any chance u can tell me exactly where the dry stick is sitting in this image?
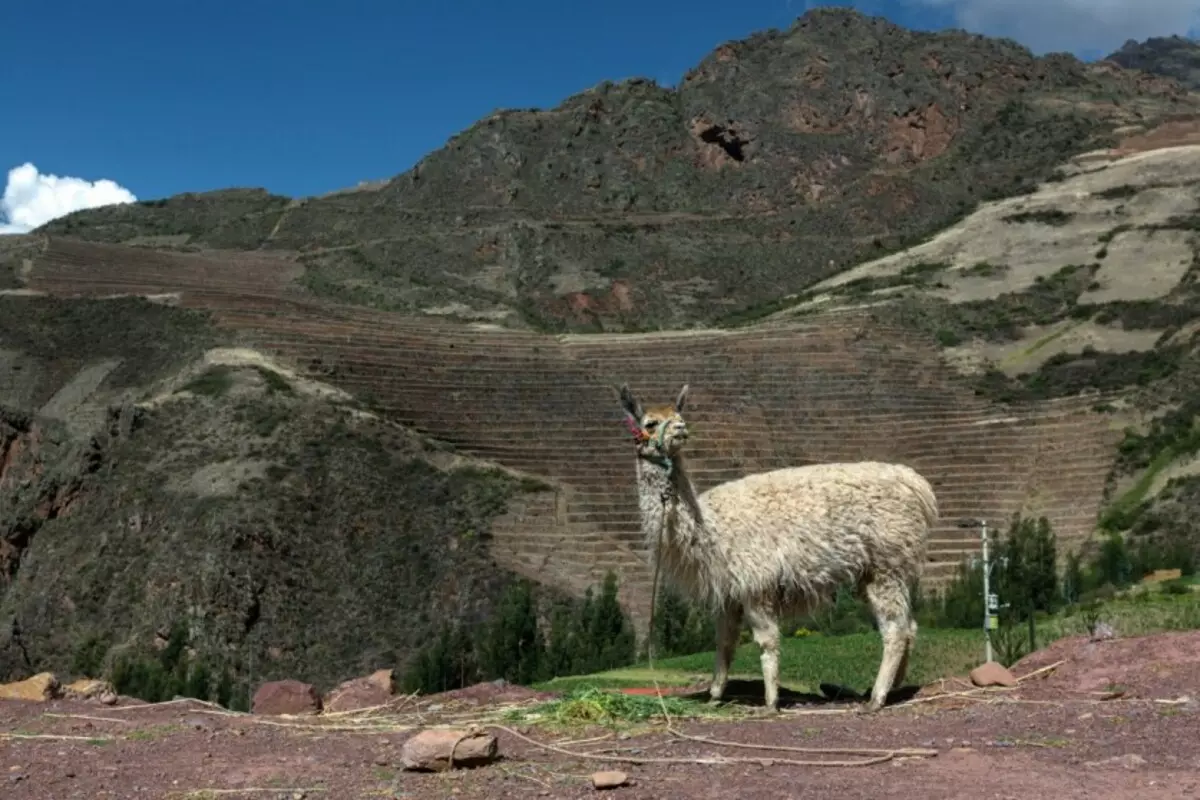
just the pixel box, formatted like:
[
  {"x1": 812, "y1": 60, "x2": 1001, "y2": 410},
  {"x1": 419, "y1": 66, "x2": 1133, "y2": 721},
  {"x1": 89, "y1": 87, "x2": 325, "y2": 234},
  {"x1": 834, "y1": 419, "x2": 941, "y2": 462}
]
[
  {"x1": 1, "y1": 732, "x2": 112, "y2": 742},
  {"x1": 1016, "y1": 660, "x2": 1065, "y2": 683},
  {"x1": 43, "y1": 712, "x2": 134, "y2": 725},
  {"x1": 667, "y1": 730, "x2": 938, "y2": 759},
  {"x1": 172, "y1": 790, "x2": 326, "y2": 797},
  {"x1": 103, "y1": 697, "x2": 236, "y2": 714},
  {"x1": 552, "y1": 732, "x2": 615, "y2": 748},
  {"x1": 490, "y1": 724, "x2": 904, "y2": 768}
]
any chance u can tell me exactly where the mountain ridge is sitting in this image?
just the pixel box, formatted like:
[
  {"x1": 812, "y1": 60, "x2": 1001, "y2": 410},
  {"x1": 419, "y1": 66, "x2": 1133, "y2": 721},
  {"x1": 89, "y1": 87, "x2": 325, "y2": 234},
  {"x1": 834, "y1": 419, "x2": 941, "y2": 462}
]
[{"x1": 38, "y1": 8, "x2": 1198, "y2": 332}]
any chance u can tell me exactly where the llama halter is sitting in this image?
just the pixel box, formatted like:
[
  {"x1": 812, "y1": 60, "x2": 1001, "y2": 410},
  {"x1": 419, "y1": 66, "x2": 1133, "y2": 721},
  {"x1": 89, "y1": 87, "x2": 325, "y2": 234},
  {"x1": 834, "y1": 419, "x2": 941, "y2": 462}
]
[{"x1": 623, "y1": 415, "x2": 675, "y2": 479}]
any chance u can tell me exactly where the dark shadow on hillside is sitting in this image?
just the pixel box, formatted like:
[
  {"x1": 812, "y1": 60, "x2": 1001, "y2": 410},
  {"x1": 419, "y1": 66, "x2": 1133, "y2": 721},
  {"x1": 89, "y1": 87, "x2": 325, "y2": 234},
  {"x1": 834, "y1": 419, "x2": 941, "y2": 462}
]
[{"x1": 679, "y1": 679, "x2": 921, "y2": 709}]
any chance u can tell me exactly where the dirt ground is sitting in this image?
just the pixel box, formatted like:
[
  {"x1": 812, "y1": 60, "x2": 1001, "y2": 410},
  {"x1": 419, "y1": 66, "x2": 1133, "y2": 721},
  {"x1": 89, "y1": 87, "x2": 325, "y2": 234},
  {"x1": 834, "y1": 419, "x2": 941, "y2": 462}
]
[{"x1": 3, "y1": 632, "x2": 1199, "y2": 799}]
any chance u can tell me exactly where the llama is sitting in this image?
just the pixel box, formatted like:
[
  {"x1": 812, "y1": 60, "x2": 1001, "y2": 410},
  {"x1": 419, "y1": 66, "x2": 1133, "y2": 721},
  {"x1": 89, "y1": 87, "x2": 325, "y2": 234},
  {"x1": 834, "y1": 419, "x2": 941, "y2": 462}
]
[{"x1": 618, "y1": 383, "x2": 937, "y2": 713}]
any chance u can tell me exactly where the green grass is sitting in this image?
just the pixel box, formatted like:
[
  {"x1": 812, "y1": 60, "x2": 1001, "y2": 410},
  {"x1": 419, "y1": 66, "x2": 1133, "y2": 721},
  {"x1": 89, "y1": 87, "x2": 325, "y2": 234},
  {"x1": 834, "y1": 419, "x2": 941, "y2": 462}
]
[
  {"x1": 507, "y1": 686, "x2": 732, "y2": 729},
  {"x1": 539, "y1": 589, "x2": 1200, "y2": 704},
  {"x1": 539, "y1": 627, "x2": 985, "y2": 697},
  {"x1": 182, "y1": 366, "x2": 235, "y2": 398}
]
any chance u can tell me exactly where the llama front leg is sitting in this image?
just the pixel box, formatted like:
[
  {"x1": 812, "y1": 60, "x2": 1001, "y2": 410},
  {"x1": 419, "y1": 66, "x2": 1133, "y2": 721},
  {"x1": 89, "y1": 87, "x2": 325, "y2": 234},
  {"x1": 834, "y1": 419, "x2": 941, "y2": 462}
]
[
  {"x1": 744, "y1": 607, "x2": 781, "y2": 713},
  {"x1": 709, "y1": 603, "x2": 742, "y2": 704}
]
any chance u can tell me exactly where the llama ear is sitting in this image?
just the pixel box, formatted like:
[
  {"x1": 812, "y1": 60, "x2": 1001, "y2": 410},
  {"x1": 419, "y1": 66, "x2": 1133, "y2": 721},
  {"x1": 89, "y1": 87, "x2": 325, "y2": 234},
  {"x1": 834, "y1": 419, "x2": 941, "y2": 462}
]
[
  {"x1": 674, "y1": 384, "x2": 690, "y2": 414},
  {"x1": 618, "y1": 383, "x2": 643, "y2": 421}
]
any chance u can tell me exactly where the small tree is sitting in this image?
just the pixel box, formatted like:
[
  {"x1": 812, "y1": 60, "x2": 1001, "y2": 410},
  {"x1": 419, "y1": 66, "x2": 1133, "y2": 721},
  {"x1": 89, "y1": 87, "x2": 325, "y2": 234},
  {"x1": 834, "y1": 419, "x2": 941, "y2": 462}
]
[
  {"x1": 584, "y1": 571, "x2": 636, "y2": 673},
  {"x1": 480, "y1": 579, "x2": 546, "y2": 685},
  {"x1": 650, "y1": 585, "x2": 715, "y2": 658},
  {"x1": 1093, "y1": 531, "x2": 1133, "y2": 588},
  {"x1": 543, "y1": 602, "x2": 580, "y2": 679}
]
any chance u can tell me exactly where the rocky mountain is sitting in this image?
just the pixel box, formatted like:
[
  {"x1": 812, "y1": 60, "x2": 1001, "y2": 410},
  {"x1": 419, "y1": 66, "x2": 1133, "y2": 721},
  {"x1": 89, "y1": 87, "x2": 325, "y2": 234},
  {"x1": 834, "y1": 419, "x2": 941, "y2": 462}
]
[
  {"x1": 5, "y1": 8, "x2": 1200, "y2": 694},
  {"x1": 1107, "y1": 35, "x2": 1200, "y2": 91},
  {"x1": 41, "y1": 8, "x2": 1193, "y2": 332}
]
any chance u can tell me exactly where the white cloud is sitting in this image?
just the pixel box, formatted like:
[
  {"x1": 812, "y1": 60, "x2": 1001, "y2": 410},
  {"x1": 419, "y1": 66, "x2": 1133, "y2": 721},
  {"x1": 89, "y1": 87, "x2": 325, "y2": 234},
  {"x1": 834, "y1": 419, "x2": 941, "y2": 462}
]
[
  {"x1": 0, "y1": 162, "x2": 137, "y2": 235},
  {"x1": 906, "y1": 0, "x2": 1200, "y2": 56}
]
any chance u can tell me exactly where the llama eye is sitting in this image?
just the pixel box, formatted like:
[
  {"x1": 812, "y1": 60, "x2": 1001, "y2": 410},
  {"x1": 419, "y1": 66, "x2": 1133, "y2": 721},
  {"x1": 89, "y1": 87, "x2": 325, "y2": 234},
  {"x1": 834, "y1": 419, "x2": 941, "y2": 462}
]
[{"x1": 643, "y1": 420, "x2": 658, "y2": 429}]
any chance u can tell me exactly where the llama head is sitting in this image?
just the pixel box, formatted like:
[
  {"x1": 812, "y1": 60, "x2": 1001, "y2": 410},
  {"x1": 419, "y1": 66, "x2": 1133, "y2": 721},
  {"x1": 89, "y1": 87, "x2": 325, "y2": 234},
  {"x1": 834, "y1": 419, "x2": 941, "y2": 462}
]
[{"x1": 618, "y1": 383, "x2": 691, "y2": 457}]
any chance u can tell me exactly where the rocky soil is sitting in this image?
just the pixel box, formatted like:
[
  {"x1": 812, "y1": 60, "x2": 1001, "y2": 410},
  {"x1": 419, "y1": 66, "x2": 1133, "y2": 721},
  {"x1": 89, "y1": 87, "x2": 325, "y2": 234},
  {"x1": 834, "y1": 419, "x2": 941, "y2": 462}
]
[{"x1": 2, "y1": 631, "x2": 1198, "y2": 799}]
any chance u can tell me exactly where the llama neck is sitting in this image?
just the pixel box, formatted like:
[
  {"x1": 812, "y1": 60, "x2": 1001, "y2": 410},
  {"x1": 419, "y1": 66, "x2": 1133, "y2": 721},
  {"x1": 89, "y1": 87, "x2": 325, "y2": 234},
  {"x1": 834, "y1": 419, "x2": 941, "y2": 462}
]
[{"x1": 634, "y1": 453, "x2": 707, "y2": 548}]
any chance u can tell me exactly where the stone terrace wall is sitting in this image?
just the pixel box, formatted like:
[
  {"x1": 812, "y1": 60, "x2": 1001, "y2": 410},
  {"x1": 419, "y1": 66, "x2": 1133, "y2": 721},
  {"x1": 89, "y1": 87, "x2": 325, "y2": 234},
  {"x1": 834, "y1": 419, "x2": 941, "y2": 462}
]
[{"x1": 27, "y1": 239, "x2": 1123, "y2": 628}]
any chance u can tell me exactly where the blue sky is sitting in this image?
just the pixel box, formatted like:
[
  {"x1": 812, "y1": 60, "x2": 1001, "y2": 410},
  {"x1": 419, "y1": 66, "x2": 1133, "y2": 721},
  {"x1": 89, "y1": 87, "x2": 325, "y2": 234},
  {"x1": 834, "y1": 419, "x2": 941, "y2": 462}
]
[{"x1": 2, "y1": 0, "x2": 1198, "y2": 231}]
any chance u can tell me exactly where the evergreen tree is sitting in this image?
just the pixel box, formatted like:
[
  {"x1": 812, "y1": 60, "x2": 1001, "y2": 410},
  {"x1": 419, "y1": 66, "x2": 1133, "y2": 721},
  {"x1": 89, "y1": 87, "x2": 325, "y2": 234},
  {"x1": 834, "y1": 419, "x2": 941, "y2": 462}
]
[
  {"x1": 1061, "y1": 549, "x2": 1085, "y2": 605},
  {"x1": 543, "y1": 602, "x2": 579, "y2": 679},
  {"x1": 1094, "y1": 531, "x2": 1133, "y2": 588},
  {"x1": 587, "y1": 571, "x2": 636, "y2": 672},
  {"x1": 650, "y1": 586, "x2": 715, "y2": 658},
  {"x1": 1029, "y1": 516, "x2": 1061, "y2": 613},
  {"x1": 481, "y1": 579, "x2": 546, "y2": 685},
  {"x1": 215, "y1": 667, "x2": 236, "y2": 709}
]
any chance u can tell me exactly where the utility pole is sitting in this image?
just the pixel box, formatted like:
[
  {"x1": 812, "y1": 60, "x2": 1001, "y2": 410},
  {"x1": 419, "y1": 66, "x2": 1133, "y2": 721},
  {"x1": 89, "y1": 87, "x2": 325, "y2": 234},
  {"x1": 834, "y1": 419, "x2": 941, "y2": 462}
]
[
  {"x1": 968, "y1": 519, "x2": 1004, "y2": 664},
  {"x1": 980, "y1": 520, "x2": 994, "y2": 664}
]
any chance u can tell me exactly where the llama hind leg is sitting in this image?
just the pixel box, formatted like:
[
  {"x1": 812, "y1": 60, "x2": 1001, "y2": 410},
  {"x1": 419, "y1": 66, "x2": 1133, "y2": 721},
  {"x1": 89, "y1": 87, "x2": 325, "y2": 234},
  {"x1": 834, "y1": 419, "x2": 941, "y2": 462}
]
[
  {"x1": 893, "y1": 618, "x2": 918, "y2": 689},
  {"x1": 863, "y1": 577, "x2": 912, "y2": 712},
  {"x1": 709, "y1": 603, "x2": 742, "y2": 704},
  {"x1": 744, "y1": 606, "x2": 781, "y2": 713}
]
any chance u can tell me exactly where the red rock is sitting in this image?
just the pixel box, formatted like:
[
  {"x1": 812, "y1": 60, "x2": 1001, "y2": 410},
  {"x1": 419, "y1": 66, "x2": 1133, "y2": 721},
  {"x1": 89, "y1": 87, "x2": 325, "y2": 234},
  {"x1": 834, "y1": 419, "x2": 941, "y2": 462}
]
[
  {"x1": 323, "y1": 674, "x2": 393, "y2": 713},
  {"x1": 251, "y1": 679, "x2": 322, "y2": 716},
  {"x1": 366, "y1": 668, "x2": 394, "y2": 694},
  {"x1": 400, "y1": 728, "x2": 498, "y2": 772},
  {"x1": 969, "y1": 661, "x2": 1017, "y2": 688}
]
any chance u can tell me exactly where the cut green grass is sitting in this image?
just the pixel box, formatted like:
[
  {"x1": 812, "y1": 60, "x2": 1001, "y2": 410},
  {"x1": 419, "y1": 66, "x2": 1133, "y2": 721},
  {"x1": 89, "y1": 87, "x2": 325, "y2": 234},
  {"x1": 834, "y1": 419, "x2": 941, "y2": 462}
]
[{"x1": 504, "y1": 686, "x2": 741, "y2": 730}]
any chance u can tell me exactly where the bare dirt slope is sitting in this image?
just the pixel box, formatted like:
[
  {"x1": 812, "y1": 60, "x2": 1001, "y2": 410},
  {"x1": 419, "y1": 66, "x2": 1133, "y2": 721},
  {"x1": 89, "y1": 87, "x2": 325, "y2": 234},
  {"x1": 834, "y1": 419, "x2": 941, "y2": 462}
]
[{"x1": 3, "y1": 632, "x2": 1198, "y2": 799}]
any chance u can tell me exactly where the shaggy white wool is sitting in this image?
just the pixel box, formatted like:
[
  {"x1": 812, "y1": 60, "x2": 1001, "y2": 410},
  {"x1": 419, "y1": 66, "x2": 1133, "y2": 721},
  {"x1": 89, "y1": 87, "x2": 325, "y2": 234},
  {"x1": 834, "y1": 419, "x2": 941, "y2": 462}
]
[{"x1": 619, "y1": 383, "x2": 937, "y2": 713}]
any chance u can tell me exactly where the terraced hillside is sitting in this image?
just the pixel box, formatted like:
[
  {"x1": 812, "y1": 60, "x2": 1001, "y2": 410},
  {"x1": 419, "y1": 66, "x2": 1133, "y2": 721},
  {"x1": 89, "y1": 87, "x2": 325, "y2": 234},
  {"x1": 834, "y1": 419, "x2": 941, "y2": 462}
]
[
  {"x1": 11, "y1": 234, "x2": 1122, "y2": 631},
  {"x1": 764, "y1": 140, "x2": 1200, "y2": 566},
  {"x1": 39, "y1": 9, "x2": 1197, "y2": 332}
]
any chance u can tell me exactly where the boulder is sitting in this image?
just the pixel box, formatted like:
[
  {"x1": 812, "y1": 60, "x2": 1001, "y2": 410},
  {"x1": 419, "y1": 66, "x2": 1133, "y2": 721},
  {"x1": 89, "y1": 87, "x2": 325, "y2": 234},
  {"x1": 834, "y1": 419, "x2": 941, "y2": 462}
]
[
  {"x1": 367, "y1": 668, "x2": 395, "y2": 694},
  {"x1": 63, "y1": 678, "x2": 117, "y2": 702},
  {"x1": 251, "y1": 679, "x2": 322, "y2": 716},
  {"x1": 400, "y1": 728, "x2": 499, "y2": 772},
  {"x1": 591, "y1": 770, "x2": 629, "y2": 789},
  {"x1": 324, "y1": 673, "x2": 394, "y2": 713},
  {"x1": 0, "y1": 672, "x2": 61, "y2": 702},
  {"x1": 969, "y1": 661, "x2": 1017, "y2": 688}
]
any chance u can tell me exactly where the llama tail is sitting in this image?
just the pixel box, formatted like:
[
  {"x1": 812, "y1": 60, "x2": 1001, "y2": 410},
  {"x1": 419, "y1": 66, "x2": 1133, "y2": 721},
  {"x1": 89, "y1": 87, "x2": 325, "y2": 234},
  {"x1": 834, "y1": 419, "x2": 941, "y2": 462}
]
[{"x1": 895, "y1": 467, "x2": 939, "y2": 531}]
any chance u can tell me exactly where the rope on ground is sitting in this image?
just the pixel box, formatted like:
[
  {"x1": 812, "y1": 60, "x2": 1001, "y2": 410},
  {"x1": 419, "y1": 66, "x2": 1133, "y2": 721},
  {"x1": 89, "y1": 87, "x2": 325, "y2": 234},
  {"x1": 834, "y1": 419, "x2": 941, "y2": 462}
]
[
  {"x1": 0, "y1": 732, "x2": 113, "y2": 742},
  {"x1": 489, "y1": 723, "x2": 931, "y2": 768}
]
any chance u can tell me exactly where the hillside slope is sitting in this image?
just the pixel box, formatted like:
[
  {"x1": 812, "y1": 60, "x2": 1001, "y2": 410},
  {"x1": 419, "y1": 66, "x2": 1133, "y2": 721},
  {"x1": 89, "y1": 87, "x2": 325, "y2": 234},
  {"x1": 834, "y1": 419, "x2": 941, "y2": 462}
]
[
  {"x1": 769, "y1": 141, "x2": 1200, "y2": 566},
  {"x1": 40, "y1": 8, "x2": 1195, "y2": 332},
  {"x1": 1108, "y1": 35, "x2": 1200, "y2": 91},
  {"x1": 0, "y1": 296, "x2": 557, "y2": 688}
]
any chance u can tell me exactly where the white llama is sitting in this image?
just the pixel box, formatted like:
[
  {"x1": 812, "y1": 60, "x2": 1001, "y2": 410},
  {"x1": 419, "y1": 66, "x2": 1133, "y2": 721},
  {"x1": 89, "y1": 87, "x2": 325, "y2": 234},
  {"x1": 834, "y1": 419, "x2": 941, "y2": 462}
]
[{"x1": 618, "y1": 383, "x2": 937, "y2": 713}]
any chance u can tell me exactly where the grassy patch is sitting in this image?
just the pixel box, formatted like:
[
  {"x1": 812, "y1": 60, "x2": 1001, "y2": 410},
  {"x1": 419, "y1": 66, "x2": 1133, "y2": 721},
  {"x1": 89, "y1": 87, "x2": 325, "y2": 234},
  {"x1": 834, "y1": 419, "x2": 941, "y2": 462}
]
[
  {"x1": 543, "y1": 627, "x2": 985, "y2": 698},
  {"x1": 511, "y1": 686, "x2": 725, "y2": 728},
  {"x1": 877, "y1": 262, "x2": 1100, "y2": 347},
  {"x1": 254, "y1": 366, "x2": 294, "y2": 395},
  {"x1": 539, "y1": 590, "x2": 1200, "y2": 712},
  {"x1": 1003, "y1": 208, "x2": 1074, "y2": 226},
  {"x1": 183, "y1": 366, "x2": 235, "y2": 398},
  {"x1": 124, "y1": 724, "x2": 185, "y2": 742},
  {"x1": 1098, "y1": 223, "x2": 1133, "y2": 244},
  {"x1": 963, "y1": 261, "x2": 1008, "y2": 278},
  {"x1": 1093, "y1": 184, "x2": 1141, "y2": 200}
]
